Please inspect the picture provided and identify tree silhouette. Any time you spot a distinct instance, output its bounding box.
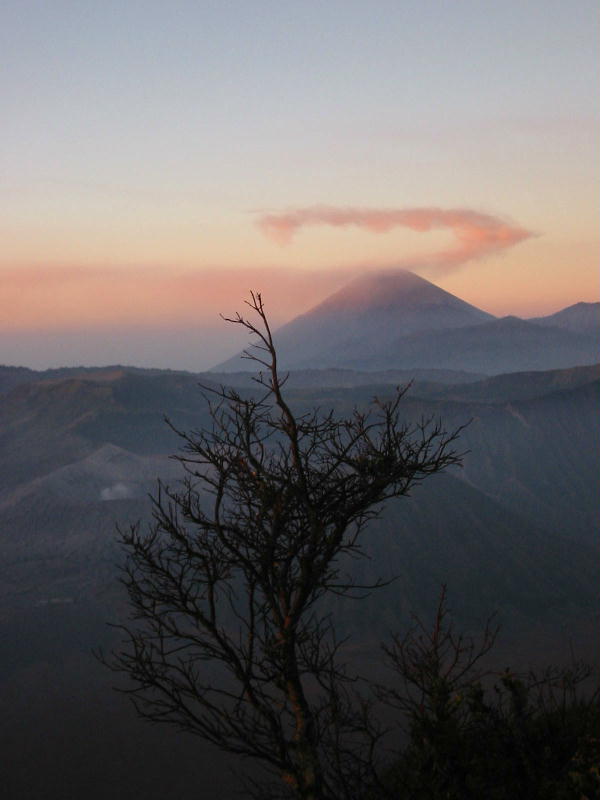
[105,293,463,799]
[379,588,600,799]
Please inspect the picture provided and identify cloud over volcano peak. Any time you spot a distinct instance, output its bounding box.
[257,206,533,275]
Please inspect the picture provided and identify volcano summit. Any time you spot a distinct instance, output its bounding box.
[215,270,599,374]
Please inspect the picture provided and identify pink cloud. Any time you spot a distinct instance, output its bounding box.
[257,206,533,275]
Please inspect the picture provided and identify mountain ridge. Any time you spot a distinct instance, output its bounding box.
[529,301,600,334]
[298,269,494,318]
[214,270,599,374]
[215,270,494,371]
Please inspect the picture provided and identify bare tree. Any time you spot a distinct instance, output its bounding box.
[105,293,463,799]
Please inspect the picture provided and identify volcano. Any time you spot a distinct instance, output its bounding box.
[214,270,599,374]
[215,270,494,371]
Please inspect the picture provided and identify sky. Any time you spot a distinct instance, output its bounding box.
[1,0,598,370]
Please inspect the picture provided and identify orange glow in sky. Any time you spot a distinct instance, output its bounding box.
[1,2,597,368]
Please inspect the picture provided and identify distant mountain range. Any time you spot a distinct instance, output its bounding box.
[215,270,600,374]
[1,361,598,613]
[530,301,600,334]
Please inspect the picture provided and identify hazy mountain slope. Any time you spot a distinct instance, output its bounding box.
[0,364,195,395]
[0,365,37,394]
[1,435,596,633]
[0,378,117,492]
[215,271,599,374]
[1,443,182,509]
[371,378,600,545]
[356,317,599,373]
[202,366,484,390]
[275,375,600,544]
[426,363,600,403]
[2,366,597,547]
[348,472,599,633]
[215,270,495,371]
[0,463,182,610]
[456,379,600,544]
[1,367,597,611]
[0,371,213,493]
[530,301,600,334]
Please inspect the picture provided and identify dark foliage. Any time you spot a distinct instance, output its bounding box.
[381,589,600,800]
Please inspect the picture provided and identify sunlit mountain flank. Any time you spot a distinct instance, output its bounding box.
[216,270,599,373]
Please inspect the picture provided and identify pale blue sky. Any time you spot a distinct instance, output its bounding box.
[3,0,597,202]
[1,0,598,368]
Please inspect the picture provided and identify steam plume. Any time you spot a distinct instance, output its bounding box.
[257,206,533,275]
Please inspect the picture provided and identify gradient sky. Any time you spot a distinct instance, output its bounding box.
[1,0,598,369]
